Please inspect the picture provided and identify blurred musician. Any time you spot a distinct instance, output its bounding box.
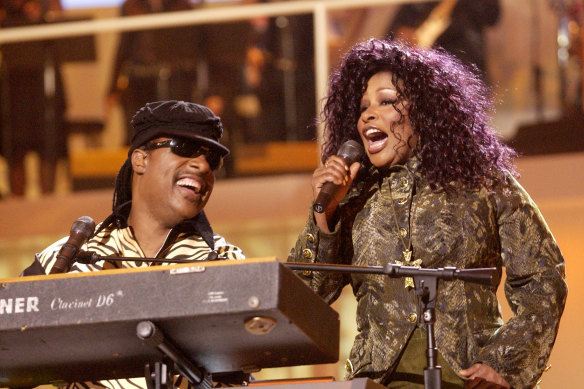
[387,0,500,82]
[0,0,67,196]
[106,0,201,145]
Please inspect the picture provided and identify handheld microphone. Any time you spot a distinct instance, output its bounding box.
[50,216,96,274]
[313,140,364,213]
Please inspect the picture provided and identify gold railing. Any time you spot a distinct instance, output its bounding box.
[0,0,425,137]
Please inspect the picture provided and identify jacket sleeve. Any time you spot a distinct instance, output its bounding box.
[476,177,568,388]
[287,206,351,305]
[21,256,48,276]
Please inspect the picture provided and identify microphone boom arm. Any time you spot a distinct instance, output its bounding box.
[284,262,500,287]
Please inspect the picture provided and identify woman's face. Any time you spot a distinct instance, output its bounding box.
[357,71,415,168]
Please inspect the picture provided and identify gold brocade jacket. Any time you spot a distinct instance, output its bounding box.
[288,160,567,389]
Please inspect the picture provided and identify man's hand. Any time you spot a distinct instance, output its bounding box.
[460,364,511,388]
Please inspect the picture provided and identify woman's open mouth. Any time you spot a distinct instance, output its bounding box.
[363,128,388,154]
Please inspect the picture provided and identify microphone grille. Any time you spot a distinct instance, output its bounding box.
[337,140,364,164]
[71,216,96,239]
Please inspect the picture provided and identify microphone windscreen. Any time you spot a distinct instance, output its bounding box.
[337,140,364,165]
[71,216,96,239]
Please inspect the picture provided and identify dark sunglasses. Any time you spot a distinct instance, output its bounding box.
[144,138,223,170]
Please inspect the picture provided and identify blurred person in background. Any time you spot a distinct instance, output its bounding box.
[198,12,257,176]
[0,0,67,196]
[106,0,201,145]
[244,0,316,143]
[387,0,500,82]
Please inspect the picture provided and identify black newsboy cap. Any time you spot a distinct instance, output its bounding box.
[129,100,229,157]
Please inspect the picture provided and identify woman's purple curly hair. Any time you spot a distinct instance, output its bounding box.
[321,38,517,191]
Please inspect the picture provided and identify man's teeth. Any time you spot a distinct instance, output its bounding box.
[177,178,201,192]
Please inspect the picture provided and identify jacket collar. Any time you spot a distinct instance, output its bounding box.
[96,201,216,250]
[366,156,422,179]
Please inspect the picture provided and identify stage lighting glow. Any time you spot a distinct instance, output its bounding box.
[61,0,122,9]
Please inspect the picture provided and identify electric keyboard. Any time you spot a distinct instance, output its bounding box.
[0,258,339,387]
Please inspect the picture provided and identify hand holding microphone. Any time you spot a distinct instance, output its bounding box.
[313,140,364,214]
[50,216,96,274]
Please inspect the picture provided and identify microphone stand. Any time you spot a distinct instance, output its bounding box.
[285,262,500,389]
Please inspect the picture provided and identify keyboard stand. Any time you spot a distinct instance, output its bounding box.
[137,320,213,389]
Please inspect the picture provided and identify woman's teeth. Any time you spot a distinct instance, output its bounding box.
[364,128,388,153]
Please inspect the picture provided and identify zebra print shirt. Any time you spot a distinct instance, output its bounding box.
[36,207,245,273]
[37,222,244,273]
[35,210,245,388]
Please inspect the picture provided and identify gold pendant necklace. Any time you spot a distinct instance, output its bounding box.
[389,178,421,288]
